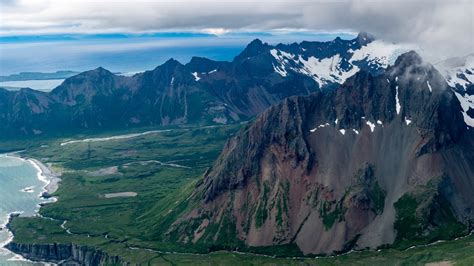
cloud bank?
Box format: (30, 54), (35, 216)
(0, 0), (473, 60)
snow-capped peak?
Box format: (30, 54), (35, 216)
(270, 49), (360, 86)
(349, 40), (409, 69)
(269, 39), (412, 88)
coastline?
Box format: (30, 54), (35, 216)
(0, 153), (62, 264)
(1, 153), (61, 196)
(26, 158), (61, 197)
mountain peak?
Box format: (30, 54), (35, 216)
(85, 66), (113, 76)
(153, 58), (184, 72)
(163, 58), (182, 66)
(248, 38), (263, 46)
(62, 67), (113, 81)
(94, 66), (107, 72)
(234, 38), (269, 60)
(393, 50), (423, 68)
(66, 67), (113, 79)
(356, 32), (375, 46)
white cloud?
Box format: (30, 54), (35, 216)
(0, 0), (473, 61)
(201, 28), (230, 35)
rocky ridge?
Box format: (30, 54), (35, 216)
(0, 33), (410, 138)
(167, 51), (473, 255)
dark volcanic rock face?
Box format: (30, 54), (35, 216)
(169, 51), (473, 255)
(0, 33), (402, 138)
(6, 242), (127, 266)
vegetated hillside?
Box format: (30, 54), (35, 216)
(0, 33), (409, 138)
(168, 51), (474, 255)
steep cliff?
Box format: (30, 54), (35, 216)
(6, 242), (128, 266)
(167, 51), (473, 255)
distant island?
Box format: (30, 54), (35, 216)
(0, 71), (79, 82)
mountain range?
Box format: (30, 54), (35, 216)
(2, 33), (474, 259)
(167, 51), (474, 255)
(0, 33), (413, 138)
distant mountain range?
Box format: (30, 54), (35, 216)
(0, 33), (472, 139)
(0, 33), (411, 138)
(168, 51), (474, 255)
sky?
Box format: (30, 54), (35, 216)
(0, 0), (473, 74)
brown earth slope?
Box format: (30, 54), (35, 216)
(168, 51), (474, 255)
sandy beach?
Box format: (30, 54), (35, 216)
(2, 153), (61, 196)
(27, 158), (61, 195)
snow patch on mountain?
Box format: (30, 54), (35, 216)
(309, 123), (330, 133)
(395, 85), (401, 115)
(272, 63), (288, 77)
(270, 49), (293, 63)
(435, 54), (474, 90)
(270, 49), (359, 86)
(366, 121), (376, 132)
(349, 40), (410, 68)
(298, 54), (360, 86)
(405, 118), (412, 125)
(270, 40), (410, 88)
(191, 72), (201, 81)
(426, 80), (432, 92)
(454, 91), (474, 127)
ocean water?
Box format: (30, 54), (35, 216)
(0, 155), (47, 265)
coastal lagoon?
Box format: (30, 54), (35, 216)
(0, 155), (49, 265)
